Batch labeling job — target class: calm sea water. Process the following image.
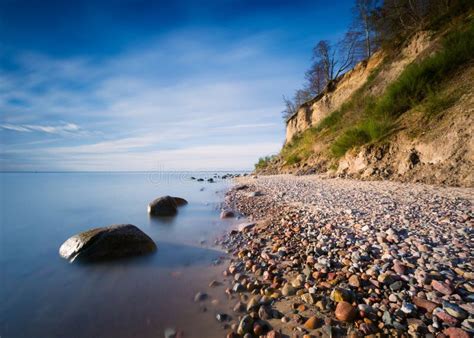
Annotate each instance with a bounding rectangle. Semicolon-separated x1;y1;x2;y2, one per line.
0;172;242;338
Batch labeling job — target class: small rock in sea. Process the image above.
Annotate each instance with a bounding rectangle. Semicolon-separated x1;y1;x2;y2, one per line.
335;301;357;322
209;280;221;288
194;292;207;302
148;196;185;216
197;178;204;182
220;210;235;219
216;313;229;322
164;329;175;338
164;328;180;338
233;301;245;312
237;222;256;232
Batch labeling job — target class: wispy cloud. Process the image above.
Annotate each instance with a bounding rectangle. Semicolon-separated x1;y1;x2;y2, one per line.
0;28;297;170
0;122;84;135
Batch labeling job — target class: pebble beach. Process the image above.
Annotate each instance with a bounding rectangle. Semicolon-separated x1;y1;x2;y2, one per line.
216;175;473;337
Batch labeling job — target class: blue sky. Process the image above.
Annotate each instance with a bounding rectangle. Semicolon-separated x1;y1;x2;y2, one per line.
0;0;354;171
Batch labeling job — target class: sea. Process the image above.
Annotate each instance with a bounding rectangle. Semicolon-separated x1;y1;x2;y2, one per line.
0;171;245;338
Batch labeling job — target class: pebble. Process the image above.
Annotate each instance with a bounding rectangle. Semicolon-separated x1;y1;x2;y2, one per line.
401;302;416;314
443;301;468;320
443;327;470;338
431;280;454;295
194;292;207;302
281;283;296;296
304;316;321;330
335;301;357;322
237;315;253;335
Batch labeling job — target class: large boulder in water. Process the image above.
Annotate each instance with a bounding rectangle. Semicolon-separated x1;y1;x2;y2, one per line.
59;224;156;262
148;196;187;216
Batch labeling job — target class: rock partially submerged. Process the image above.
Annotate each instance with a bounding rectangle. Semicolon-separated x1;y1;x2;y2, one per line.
220;210;235;219
148;196;188;216
59;224;156;262
237;222;256;232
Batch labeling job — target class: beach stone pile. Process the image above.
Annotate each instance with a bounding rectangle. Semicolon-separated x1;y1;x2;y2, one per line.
219;175;473;337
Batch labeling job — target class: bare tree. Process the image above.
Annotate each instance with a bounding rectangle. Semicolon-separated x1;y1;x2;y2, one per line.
312;33;359;85
282;95;297;121
354;0;379;58
305;61;326;96
281;89;313;121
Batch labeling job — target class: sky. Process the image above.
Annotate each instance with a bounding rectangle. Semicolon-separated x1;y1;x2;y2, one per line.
0;0;354;171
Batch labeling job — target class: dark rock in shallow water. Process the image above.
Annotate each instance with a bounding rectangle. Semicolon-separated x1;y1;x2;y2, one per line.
220;210;235;219
172;197;188;206
59;224;156;262
148;196;187;216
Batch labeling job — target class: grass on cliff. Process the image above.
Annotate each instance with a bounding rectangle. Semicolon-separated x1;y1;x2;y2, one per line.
254;155;277;170
331;19;474;157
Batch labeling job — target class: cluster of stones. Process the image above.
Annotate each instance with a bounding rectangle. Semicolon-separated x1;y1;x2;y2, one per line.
217;175;473;337
191;173;248;183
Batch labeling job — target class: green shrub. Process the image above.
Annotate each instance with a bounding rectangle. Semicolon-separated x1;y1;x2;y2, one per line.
331;127;371;158
254;155;276;170
423;91;458;118
285;154;301;165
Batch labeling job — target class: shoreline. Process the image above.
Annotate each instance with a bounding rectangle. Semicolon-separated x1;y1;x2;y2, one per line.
216;174;473;337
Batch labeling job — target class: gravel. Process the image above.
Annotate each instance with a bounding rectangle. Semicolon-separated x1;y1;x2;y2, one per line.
219;174;473;337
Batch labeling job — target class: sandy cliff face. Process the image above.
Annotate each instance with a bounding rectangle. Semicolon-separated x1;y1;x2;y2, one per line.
286;53;384;143
285;32;433;144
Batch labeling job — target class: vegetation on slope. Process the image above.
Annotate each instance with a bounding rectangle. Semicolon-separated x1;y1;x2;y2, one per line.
331;18;474;157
